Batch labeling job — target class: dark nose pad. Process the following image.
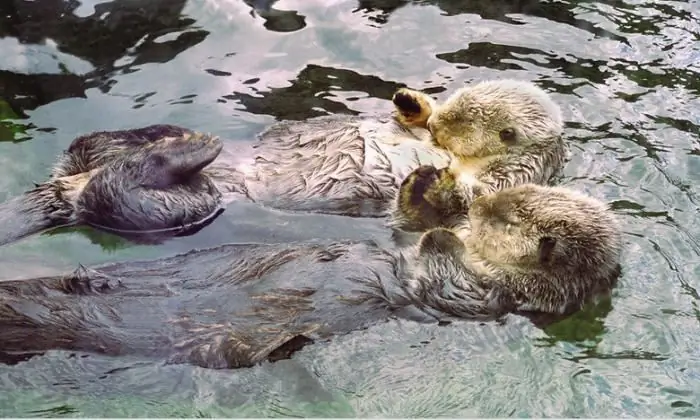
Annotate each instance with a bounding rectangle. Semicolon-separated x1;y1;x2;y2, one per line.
414;164;439;179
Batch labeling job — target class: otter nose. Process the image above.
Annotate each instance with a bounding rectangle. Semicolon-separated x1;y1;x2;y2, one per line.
415;164;439;179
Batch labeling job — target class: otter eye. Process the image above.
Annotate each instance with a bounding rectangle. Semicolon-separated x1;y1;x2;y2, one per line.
499;128;517;144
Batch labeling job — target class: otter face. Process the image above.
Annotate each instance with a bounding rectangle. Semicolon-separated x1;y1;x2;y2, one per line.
426;80;563;159
466;184;621;280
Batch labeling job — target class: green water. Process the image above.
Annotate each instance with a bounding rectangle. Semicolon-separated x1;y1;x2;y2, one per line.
0;0;699;417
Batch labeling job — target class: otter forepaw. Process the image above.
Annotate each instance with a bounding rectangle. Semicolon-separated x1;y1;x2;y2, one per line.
418;228;466;260
394;165;461;231
392;88;433;129
403;165;459;209
405;165;441;206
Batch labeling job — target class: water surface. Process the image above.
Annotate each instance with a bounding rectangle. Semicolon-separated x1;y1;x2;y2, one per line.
0;0;699;417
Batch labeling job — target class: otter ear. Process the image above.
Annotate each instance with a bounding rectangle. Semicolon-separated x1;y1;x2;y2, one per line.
418;228;467;261
538;236;557;265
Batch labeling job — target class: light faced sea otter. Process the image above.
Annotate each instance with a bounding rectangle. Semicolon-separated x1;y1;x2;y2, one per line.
0;174;621;369
0;79;565;246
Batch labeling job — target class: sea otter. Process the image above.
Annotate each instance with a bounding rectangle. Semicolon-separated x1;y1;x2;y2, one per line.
0;79;565;246
0;177;621;369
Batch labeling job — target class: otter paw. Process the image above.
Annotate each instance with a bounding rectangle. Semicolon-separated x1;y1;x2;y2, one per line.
392;88;433;129
418;228;466;260
402;165;458;209
395;165;459;231
404;165;441;206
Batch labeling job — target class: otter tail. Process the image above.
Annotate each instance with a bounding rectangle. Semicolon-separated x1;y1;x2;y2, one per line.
0;294;81;353
0;268;126;357
0;180;76;247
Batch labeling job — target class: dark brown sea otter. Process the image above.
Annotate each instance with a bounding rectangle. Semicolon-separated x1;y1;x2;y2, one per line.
0;156;621;369
0;79;565;246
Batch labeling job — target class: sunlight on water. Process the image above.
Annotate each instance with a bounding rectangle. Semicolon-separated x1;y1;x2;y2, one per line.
0;0;699;417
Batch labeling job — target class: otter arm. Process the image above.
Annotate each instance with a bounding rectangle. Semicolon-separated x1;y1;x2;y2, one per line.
391;139;566;233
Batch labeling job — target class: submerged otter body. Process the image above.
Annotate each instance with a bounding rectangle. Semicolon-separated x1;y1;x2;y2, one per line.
0;184;622;369
0;240;437;369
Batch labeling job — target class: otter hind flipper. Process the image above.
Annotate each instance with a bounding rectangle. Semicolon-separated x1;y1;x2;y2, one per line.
266;334;316;363
75;132;225;243
169;321;321;369
54;124;196;178
136;132;223;189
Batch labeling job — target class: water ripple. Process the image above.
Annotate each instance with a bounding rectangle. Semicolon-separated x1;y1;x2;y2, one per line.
0;0;699;417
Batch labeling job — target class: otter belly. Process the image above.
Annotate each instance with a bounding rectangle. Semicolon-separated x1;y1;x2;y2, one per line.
362;127;452;183
0;240;412;369
215;115;453;217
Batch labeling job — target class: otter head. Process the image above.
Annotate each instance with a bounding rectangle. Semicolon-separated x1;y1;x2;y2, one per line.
74;131;226;244
465;184;622;313
426;80;563;159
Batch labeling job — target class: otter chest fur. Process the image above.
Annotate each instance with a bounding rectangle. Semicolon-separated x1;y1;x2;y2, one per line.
209;115;453;217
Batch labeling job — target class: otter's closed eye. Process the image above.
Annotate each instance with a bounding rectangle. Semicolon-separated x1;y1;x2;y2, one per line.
499;128;517;144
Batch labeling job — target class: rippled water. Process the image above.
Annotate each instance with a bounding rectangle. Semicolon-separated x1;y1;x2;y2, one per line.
0;0;699;417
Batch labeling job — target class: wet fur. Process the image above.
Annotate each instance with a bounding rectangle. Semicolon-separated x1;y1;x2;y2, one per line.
201;114;450;216
0;184;621;369
0;127;227;246
0;237;488;369
0;79;566;247
463;185;622;314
